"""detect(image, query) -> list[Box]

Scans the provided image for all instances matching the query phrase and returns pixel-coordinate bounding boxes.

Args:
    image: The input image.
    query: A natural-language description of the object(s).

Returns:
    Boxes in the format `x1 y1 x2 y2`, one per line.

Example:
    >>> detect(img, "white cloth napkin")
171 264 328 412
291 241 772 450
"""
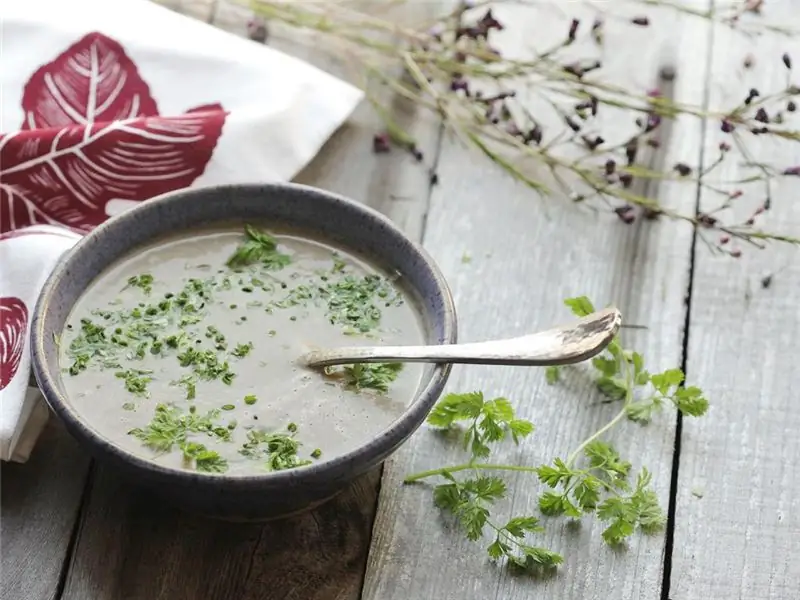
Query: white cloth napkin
0 0 363 462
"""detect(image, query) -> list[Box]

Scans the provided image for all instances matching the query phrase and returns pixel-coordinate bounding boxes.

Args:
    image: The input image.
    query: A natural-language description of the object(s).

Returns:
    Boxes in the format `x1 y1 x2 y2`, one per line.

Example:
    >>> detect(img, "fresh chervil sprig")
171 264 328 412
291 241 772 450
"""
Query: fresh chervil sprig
426 391 534 460
406 393 555 572
547 296 710 424
535 441 665 545
129 404 231 473
405 294 710 572
433 472 563 571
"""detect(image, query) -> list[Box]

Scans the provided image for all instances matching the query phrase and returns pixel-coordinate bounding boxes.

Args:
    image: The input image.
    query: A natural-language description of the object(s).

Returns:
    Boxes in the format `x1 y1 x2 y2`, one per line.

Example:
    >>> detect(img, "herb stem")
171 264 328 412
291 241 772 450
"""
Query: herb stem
565 406 628 468
566 359 635 468
404 462 540 483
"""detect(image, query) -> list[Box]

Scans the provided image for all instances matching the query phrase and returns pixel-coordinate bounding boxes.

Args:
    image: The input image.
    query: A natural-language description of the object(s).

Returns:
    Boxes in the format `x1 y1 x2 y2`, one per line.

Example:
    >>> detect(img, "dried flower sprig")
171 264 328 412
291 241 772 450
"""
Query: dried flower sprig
249 0 800 254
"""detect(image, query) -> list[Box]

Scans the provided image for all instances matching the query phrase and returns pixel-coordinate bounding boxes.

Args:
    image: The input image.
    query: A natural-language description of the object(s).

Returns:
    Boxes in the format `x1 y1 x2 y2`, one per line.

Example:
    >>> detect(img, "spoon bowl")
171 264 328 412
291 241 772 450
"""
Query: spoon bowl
300 307 622 368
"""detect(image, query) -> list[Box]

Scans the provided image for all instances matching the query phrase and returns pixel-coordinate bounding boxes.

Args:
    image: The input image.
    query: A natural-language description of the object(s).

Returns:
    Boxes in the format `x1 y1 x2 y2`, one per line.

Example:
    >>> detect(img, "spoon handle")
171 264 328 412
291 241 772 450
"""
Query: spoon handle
300 307 622 368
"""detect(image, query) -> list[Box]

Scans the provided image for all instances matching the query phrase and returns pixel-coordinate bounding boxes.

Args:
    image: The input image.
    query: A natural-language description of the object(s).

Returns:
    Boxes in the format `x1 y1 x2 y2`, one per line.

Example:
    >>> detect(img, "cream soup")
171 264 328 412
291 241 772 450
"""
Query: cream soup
59 225 425 476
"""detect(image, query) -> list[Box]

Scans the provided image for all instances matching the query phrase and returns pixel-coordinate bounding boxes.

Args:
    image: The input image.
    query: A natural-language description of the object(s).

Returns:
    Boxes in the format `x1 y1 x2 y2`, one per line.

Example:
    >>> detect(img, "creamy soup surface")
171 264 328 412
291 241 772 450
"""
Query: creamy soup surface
60 225 424 475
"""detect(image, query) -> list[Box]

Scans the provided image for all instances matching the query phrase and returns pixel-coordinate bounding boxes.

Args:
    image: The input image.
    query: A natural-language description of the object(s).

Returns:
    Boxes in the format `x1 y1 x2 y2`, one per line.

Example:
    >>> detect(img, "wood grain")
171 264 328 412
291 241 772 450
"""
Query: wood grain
61 467 382 600
362 3 711 599
670 3 800 598
0 421 90 600
55 2 443 600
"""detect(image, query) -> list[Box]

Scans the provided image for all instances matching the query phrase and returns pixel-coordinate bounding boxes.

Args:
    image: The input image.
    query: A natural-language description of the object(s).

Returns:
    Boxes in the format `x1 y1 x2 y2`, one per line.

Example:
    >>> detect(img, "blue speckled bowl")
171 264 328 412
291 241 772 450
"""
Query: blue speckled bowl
30 183 456 520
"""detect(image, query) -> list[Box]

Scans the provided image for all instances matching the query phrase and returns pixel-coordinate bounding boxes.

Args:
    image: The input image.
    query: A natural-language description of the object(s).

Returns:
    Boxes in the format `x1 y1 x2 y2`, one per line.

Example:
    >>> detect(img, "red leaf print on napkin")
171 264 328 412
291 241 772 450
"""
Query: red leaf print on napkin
0 32 226 234
0 298 28 391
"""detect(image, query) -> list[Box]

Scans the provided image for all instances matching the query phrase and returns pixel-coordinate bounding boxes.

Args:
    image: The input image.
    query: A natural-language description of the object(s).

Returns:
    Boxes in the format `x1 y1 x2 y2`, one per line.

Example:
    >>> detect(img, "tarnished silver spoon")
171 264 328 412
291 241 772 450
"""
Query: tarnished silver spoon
299 307 621 369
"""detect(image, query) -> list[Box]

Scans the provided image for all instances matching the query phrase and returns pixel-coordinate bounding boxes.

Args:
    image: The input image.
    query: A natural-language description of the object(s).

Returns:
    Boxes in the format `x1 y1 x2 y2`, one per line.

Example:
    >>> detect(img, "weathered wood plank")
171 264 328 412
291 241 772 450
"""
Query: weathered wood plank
60 467 382 600
57 2 442 600
363 3 711 598
670 4 800 598
0 420 90 600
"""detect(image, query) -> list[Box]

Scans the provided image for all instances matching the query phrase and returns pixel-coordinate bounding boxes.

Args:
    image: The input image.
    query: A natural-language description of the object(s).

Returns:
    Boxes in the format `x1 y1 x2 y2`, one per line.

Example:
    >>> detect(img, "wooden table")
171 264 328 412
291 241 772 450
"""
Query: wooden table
3 1 799 599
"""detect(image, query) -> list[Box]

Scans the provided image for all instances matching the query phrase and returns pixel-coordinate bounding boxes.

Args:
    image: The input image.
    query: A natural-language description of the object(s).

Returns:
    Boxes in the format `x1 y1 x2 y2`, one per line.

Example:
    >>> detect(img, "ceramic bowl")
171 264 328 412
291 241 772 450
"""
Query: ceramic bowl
30 183 456 520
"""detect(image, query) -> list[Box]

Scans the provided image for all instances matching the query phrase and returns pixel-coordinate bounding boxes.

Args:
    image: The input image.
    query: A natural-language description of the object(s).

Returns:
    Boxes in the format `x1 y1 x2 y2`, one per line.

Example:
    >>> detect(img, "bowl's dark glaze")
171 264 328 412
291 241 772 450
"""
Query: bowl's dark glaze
30 183 456 520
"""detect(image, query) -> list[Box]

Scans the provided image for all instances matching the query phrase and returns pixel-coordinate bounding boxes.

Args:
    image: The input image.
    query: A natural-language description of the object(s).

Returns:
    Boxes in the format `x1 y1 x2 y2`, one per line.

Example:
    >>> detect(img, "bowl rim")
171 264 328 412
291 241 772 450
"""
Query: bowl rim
30 182 457 487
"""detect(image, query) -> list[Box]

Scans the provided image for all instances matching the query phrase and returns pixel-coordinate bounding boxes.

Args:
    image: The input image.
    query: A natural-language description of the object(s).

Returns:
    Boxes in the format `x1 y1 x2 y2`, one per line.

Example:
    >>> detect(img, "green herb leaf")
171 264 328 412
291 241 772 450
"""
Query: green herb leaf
326 362 403 393
126 274 154 294
673 386 709 417
427 392 485 427
239 427 312 471
651 368 685 395
226 225 291 270
232 342 254 358
503 516 543 537
114 368 153 397
128 404 231 468
564 296 595 317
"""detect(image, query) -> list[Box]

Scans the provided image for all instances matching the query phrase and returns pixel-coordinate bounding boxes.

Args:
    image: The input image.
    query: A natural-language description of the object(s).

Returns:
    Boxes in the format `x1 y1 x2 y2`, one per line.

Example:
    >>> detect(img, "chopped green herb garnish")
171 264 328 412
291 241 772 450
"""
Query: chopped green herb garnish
325 362 404 393
311 448 322 459
181 441 228 473
239 427 311 471
174 374 197 400
244 394 258 405
321 273 403 333
232 342 253 358
128 404 231 473
177 347 236 384
126 274 154 294
114 368 153 397
226 225 291 270
222 404 235 411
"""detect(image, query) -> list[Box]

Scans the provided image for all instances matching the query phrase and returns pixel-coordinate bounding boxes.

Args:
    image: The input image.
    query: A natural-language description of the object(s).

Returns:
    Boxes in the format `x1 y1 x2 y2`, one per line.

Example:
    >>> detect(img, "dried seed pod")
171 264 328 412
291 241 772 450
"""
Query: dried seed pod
246 17 269 44
591 17 604 45
524 126 543 145
372 133 391 154
697 213 717 227
564 116 581 132
625 138 638 165
567 18 580 42
614 205 635 224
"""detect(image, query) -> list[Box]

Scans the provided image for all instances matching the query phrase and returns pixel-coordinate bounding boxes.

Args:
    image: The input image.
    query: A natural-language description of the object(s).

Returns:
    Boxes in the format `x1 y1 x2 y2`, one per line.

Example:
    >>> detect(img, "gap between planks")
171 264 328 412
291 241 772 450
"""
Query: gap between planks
669 2 800 598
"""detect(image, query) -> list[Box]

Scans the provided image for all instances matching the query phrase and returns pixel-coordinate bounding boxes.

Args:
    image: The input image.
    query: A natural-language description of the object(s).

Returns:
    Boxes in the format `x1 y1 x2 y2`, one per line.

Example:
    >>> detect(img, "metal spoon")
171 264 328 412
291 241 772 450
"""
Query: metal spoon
299 307 621 368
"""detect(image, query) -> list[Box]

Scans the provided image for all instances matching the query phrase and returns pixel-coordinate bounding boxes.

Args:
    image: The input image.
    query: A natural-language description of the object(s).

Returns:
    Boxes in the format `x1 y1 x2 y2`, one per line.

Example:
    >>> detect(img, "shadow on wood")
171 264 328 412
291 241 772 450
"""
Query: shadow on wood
60 465 381 600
